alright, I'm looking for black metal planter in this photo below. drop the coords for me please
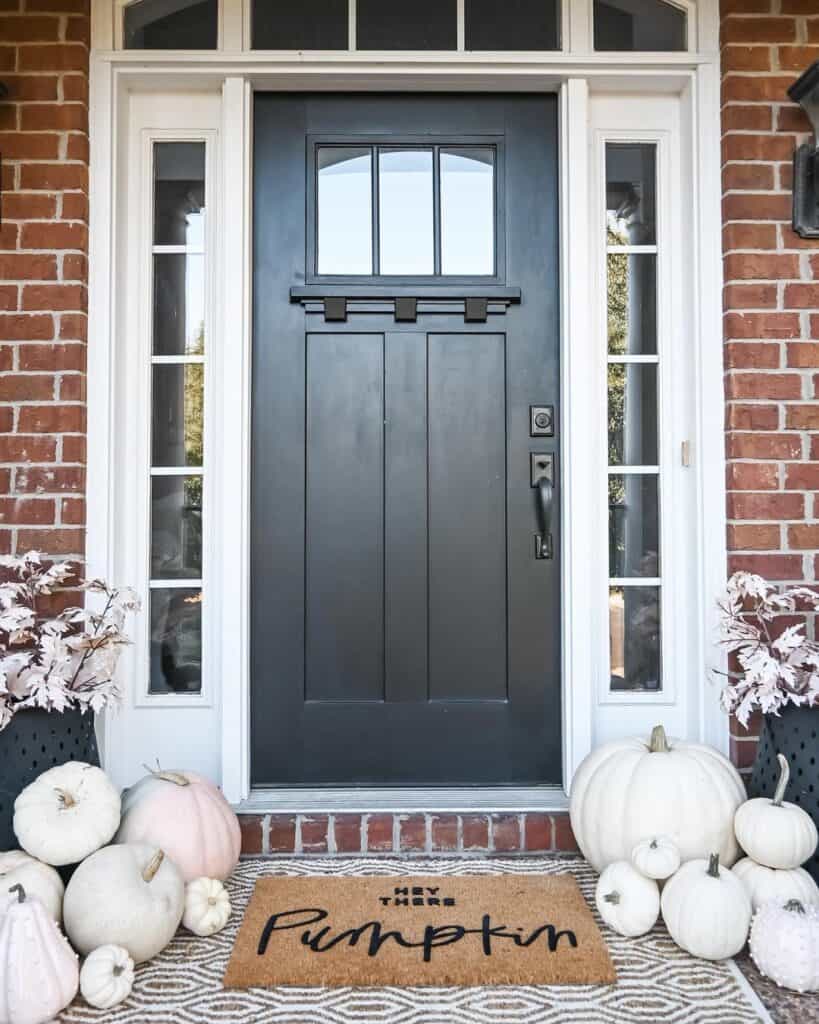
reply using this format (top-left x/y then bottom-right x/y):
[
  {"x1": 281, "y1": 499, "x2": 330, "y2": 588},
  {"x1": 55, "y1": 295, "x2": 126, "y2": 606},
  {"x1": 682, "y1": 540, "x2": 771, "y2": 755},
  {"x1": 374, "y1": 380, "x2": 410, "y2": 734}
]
[
  {"x1": 748, "y1": 703, "x2": 819, "y2": 883},
  {"x1": 0, "y1": 708, "x2": 99, "y2": 851}
]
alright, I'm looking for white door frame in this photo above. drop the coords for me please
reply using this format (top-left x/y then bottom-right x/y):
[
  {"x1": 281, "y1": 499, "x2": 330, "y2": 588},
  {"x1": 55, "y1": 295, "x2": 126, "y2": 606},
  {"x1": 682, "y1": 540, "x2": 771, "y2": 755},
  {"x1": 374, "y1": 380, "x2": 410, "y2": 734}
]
[{"x1": 87, "y1": 1, "x2": 727, "y2": 807}]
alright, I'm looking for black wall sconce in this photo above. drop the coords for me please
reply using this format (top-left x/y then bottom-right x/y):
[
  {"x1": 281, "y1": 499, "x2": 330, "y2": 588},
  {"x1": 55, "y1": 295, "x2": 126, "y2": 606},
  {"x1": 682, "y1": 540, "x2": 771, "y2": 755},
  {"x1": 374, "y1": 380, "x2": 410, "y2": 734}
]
[{"x1": 789, "y1": 60, "x2": 819, "y2": 239}]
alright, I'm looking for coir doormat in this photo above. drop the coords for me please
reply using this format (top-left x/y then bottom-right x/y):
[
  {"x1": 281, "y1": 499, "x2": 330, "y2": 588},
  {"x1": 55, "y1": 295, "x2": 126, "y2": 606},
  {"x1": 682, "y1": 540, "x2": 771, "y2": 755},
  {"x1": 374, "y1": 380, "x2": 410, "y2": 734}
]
[{"x1": 223, "y1": 874, "x2": 616, "y2": 987}]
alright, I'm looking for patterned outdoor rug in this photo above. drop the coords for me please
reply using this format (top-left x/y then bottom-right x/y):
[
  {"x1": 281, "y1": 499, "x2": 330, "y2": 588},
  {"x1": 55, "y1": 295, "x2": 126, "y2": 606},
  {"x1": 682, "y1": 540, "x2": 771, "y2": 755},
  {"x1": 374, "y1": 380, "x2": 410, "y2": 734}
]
[{"x1": 59, "y1": 856, "x2": 772, "y2": 1024}]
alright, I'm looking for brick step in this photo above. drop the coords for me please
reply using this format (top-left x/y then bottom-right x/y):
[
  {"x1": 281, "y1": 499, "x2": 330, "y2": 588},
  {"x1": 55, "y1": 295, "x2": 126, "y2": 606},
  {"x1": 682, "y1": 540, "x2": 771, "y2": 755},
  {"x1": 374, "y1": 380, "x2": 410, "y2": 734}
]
[{"x1": 239, "y1": 812, "x2": 578, "y2": 857}]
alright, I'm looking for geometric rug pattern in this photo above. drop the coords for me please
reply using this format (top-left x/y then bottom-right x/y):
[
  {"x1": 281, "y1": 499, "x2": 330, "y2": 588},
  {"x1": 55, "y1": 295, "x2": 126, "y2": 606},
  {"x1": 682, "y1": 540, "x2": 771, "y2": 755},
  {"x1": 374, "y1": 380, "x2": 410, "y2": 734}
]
[{"x1": 59, "y1": 856, "x2": 772, "y2": 1024}]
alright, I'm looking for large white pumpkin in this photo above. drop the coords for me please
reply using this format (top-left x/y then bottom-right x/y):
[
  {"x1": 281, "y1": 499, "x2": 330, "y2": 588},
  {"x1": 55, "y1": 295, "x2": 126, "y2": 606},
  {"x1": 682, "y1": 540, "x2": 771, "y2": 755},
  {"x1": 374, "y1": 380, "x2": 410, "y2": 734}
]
[
  {"x1": 734, "y1": 754, "x2": 818, "y2": 870},
  {"x1": 0, "y1": 851, "x2": 64, "y2": 924},
  {"x1": 63, "y1": 843, "x2": 184, "y2": 964},
  {"x1": 569, "y1": 725, "x2": 746, "y2": 872},
  {"x1": 733, "y1": 857, "x2": 819, "y2": 912},
  {"x1": 661, "y1": 854, "x2": 752, "y2": 961},
  {"x1": 115, "y1": 769, "x2": 240, "y2": 882},
  {"x1": 13, "y1": 762, "x2": 121, "y2": 867},
  {"x1": 0, "y1": 884, "x2": 79, "y2": 1024}
]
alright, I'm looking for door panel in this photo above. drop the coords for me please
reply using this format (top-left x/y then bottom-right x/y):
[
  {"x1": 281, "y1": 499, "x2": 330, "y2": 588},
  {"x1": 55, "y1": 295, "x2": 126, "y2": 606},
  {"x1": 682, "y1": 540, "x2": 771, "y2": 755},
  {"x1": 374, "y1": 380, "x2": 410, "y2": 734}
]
[{"x1": 251, "y1": 94, "x2": 560, "y2": 786}]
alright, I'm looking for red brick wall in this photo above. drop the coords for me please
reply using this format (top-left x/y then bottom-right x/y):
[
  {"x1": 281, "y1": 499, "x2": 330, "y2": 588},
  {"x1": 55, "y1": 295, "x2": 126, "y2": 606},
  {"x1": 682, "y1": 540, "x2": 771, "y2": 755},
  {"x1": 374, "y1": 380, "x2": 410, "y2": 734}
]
[
  {"x1": 721, "y1": 0, "x2": 819, "y2": 769},
  {"x1": 0, "y1": 0, "x2": 88, "y2": 560}
]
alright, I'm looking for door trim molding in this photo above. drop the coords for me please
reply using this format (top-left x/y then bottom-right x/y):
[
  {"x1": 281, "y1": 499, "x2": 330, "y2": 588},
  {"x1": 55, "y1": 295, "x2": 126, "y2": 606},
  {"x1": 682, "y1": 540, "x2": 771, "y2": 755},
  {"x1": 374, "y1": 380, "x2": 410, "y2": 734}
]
[
  {"x1": 237, "y1": 786, "x2": 569, "y2": 814},
  {"x1": 88, "y1": 50, "x2": 727, "y2": 802}
]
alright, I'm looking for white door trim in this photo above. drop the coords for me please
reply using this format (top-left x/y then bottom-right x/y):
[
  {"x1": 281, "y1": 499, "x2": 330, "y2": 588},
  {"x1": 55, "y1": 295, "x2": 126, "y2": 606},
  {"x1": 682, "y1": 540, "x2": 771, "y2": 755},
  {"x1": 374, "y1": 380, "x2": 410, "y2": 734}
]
[{"x1": 88, "y1": 7, "x2": 726, "y2": 804}]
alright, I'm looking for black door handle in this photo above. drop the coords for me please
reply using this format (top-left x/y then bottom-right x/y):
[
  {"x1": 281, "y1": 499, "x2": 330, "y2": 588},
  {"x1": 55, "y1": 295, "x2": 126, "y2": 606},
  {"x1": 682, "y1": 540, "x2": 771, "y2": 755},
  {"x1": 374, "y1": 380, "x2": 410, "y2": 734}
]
[{"x1": 531, "y1": 454, "x2": 555, "y2": 560}]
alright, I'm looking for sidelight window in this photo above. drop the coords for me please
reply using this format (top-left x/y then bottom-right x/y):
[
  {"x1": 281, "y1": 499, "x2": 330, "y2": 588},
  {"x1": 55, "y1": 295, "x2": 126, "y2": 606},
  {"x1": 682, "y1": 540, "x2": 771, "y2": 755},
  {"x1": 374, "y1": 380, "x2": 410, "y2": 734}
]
[
  {"x1": 606, "y1": 142, "x2": 662, "y2": 693},
  {"x1": 148, "y1": 141, "x2": 206, "y2": 695},
  {"x1": 594, "y1": 0, "x2": 687, "y2": 51},
  {"x1": 315, "y1": 144, "x2": 497, "y2": 277},
  {"x1": 124, "y1": 0, "x2": 218, "y2": 49}
]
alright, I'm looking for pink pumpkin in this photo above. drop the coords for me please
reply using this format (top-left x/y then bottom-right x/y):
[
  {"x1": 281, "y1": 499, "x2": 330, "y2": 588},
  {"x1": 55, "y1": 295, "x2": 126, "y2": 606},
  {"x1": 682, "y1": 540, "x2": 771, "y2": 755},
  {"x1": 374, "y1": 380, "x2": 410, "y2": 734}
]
[{"x1": 114, "y1": 770, "x2": 240, "y2": 882}]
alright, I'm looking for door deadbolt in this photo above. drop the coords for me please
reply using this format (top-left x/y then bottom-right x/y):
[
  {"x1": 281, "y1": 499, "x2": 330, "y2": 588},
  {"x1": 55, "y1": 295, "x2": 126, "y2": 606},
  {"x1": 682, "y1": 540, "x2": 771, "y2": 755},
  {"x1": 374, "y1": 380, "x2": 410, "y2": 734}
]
[{"x1": 530, "y1": 405, "x2": 554, "y2": 436}]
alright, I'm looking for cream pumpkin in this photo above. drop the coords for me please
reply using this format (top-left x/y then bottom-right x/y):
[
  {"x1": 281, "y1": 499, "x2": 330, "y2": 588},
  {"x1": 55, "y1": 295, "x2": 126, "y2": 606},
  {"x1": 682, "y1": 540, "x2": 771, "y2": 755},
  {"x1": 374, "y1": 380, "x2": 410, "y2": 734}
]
[
  {"x1": 183, "y1": 877, "x2": 231, "y2": 936},
  {"x1": 63, "y1": 843, "x2": 184, "y2": 964},
  {"x1": 750, "y1": 899, "x2": 819, "y2": 993},
  {"x1": 13, "y1": 761, "x2": 121, "y2": 867},
  {"x1": 570, "y1": 725, "x2": 746, "y2": 872},
  {"x1": 733, "y1": 857, "x2": 819, "y2": 912},
  {"x1": 595, "y1": 861, "x2": 660, "y2": 938},
  {"x1": 630, "y1": 836, "x2": 681, "y2": 881},
  {"x1": 734, "y1": 754, "x2": 818, "y2": 870},
  {"x1": 79, "y1": 945, "x2": 135, "y2": 1010},
  {"x1": 115, "y1": 769, "x2": 240, "y2": 882},
  {"x1": 661, "y1": 853, "x2": 752, "y2": 961},
  {"x1": 0, "y1": 884, "x2": 78, "y2": 1024},
  {"x1": 0, "y1": 851, "x2": 64, "y2": 924}
]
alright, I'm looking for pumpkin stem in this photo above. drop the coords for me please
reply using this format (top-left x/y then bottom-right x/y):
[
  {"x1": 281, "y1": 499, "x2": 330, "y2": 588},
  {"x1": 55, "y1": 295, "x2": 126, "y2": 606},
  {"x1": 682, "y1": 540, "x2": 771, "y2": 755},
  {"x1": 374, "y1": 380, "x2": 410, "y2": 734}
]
[
  {"x1": 602, "y1": 891, "x2": 620, "y2": 905},
  {"x1": 784, "y1": 899, "x2": 806, "y2": 914},
  {"x1": 8, "y1": 883, "x2": 25, "y2": 904},
  {"x1": 650, "y1": 839, "x2": 658, "y2": 849},
  {"x1": 648, "y1": 725, "x2": 670, "y2": 753},
  {"x1": 142, "y1": 850, "x2": 165, "y2": 883},
  {"x1": 773, "y1": 753, "x2": 790, "y2": 807},
  {"x1": 707, "y1": 853, "x2": 720, "y2": 878},
  {"x1": 55, "y1": 788, "x2": 76, "y2": 809},
  {"x1": 143, "y1": 762, "x2": 190, "y2": 787}
]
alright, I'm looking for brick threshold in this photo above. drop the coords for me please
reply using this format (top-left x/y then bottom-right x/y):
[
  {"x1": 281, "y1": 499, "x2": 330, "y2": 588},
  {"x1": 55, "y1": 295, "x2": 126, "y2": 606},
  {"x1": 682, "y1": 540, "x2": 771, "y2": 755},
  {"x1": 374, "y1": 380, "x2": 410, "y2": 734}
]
[{"x1": 239, "y1": 811, "x2": 578, "y2": 857}]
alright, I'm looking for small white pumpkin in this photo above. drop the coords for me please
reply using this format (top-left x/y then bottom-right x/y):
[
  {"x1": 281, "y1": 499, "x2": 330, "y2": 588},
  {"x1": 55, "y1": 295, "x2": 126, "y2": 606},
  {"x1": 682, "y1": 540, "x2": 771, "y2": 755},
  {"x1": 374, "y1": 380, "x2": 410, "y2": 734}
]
[
  {"x1": 734, "y1": 754, "x2": 818, "y2": 870},
  {"x1": 595, "y1": 860, "x2": 660, "y2": 937},
  {"x1": 0, "y1": 851, "x2": 64, "y2": 924},
  {"x1": 733, "y1": 856, "x2": 819, "y2": 912},
  {"x1": 115, "y1": 768, "x2": 240, "y2": 882},
  {"x1": 183, "y1": 877, "x2": 232, "y2": 936},
  {"x1": 79, "y1": 945, "x2": 135, "y2": 1010},
  {"x1": 661, "y1": 853, "x2": 752, "y2": 960},
  {"x1": 0, "y1": 884, "x2": 78, "y2": 1024},
  {"x1": 63, "y1": 843, "x2": 184, "y2": 964},
  {"x1": 570, "y1": 724, "x2": 746, "y2": 872},
  {"x1": 631, "y1": 836, "x2": 681, "y2": 880},
  {"x1": 13, "y1": 761, "x2": 121, "y2": 866},
  {"x1": 750, "y1": 898, "x2": 819, "y2": 993}
]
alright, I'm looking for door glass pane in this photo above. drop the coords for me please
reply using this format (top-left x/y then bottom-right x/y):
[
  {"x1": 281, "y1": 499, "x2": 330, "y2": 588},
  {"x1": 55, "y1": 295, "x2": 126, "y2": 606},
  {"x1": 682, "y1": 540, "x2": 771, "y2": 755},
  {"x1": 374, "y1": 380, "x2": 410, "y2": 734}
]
[
  {"x1": 440, "y1": 148, "x2": 495, "y2": 276},
  {"x1": 606, "y1": 143, "x2": 657, "y2": 245},
  {"x1": 154, "y1": 142, "x2": 206, "y2": 247},
  {"x1": 252, "y1": 0, "x2": 348, "y2": 49},
  {"x1": 379, "y1": 149, "x2": 434, "y2": 276},
  {"x1": 152, "y1": 364, "x2": 205, "y2": 467},
  {"x1": 466, "y1": 0, "x2": 560, "y2": 51},
  {"x1": 149, "y1": 589, "x2": 202, "y2": 694},
  {"x1": 317, "y1": 148, "x2": 372, "y2": 275},
  {"x1": 357, "y1": 0, "x2": 457, "y2": 50},
  {"x1": 594, "y1": 0, "x2": 686, "y2": 52},
  {"x1": 124, "y1": 0, "x2": 217, "y2": 49},
  {"x1": 153, "y1": 254, "x2": 205, "y2": 355},
  {"x1": 609, "y1": 586, "x2": 661, "y2": 691},
  {"x1": 609, "y1": 474, "x2": 660, "y2": 578},
  {"x1": 151, "y1": 477, "x2": 203, "y2": 580},
  {"x1": 608, "y1": 362, "x2": 658, "y2": 466},
  {"x1": 607, "y1": 254, "x2": 657, "y2": 355}
]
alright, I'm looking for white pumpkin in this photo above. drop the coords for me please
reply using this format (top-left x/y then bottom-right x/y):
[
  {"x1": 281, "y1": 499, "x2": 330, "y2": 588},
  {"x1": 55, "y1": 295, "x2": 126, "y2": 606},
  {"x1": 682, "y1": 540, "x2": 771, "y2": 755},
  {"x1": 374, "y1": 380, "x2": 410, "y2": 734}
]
[
  {"x1": 733, "y1": 857, "x2": 819, "y2": 912},
  {"x1": 115, "y1": 768, "x2": 240, "y2": 882},
  {"x1": 734, "y1": 753, "x2": 818, "y2": 870},
  {"x1": 183, "y1": 877, "x2": 232, "y2": 936},
  {"x1": 63, "y1": 843, "x2": 184, "y2": 964},
  {"x1": 0, "y1": 851, "x2": 64, "y2": 924},
  {"x1": 79, "y1": 945, "x2": 135, "y2": 1010},
  {"x1": 13, "y1": 761, "x2": 121, "y2": 866},
  {"x1": 631, "y1": 836, "x2": 681, "y2": 881},
  {"x1": 661, "y1": 853, "x2": 752, "y2": 960},
  {"x1": 0, "y1": 884, "x2": 78, "y2": 1024},
  {"x1": 750, "y1": 898, "x2": 819, "y2": 993},
  {"x1": 595, "y1": 860, "x2": 660, "y2": 937},
  {"x1": 570, "y1": 724, "x2": 746, "y2": 872}
]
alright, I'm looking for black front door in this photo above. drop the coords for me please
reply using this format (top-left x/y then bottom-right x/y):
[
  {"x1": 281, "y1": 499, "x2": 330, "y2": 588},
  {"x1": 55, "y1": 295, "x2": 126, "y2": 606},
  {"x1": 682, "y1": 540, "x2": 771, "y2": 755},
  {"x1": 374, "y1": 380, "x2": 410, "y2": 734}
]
[{"x1": 251, "y1": 94, "x2": 560, "y2": 786}]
